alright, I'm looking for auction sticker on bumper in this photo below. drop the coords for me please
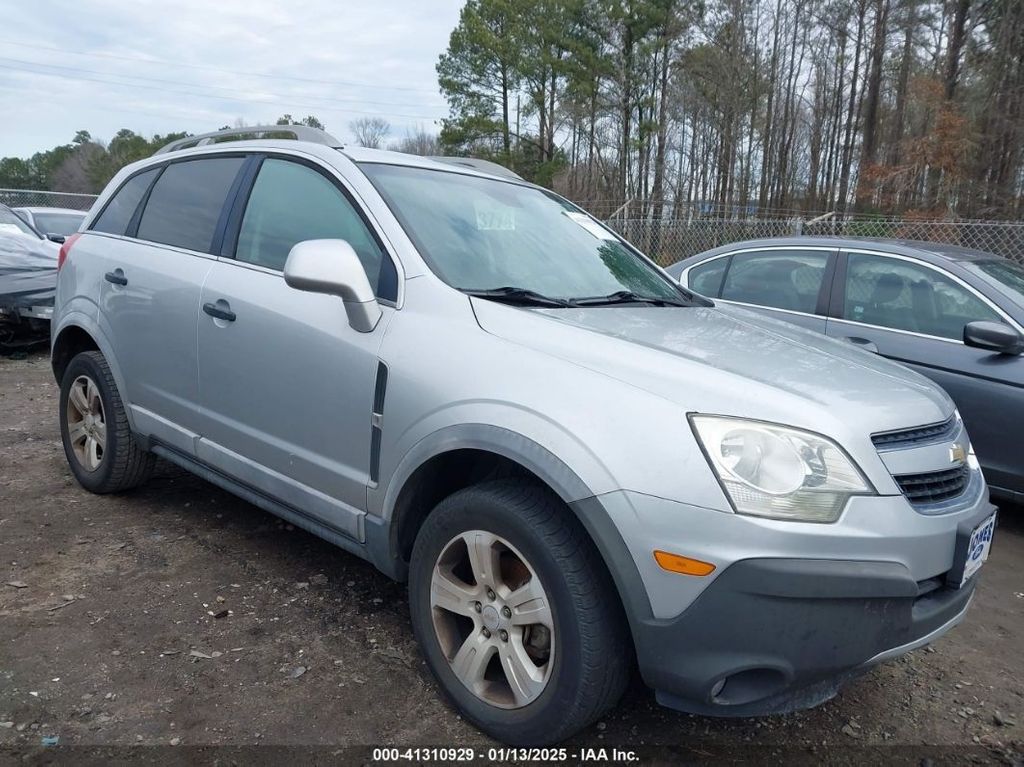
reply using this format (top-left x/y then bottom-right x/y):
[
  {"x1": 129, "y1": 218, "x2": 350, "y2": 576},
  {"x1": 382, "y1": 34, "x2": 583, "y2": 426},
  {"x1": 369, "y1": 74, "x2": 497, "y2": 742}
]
[{"x1": 960, "y1": 512, "x2": 996, "y2": 587}]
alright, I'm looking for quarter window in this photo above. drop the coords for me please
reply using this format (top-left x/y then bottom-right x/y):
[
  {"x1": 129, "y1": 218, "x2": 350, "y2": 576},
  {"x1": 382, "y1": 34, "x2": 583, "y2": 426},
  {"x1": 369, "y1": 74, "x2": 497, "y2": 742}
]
[
  {"x1": 720, "y1": 250, "x2": 829, "y2": 313},
  {"x1": 235, "y1": 159, "x2": 391, "y2": 297},
  {"x1": 843, "y1": 253, "x2": 1001, "y2": 340},
  {"x1": 687, "y1": 258, "x2": 727, "y2": 297},
  {"x1": 137, "y1": 158, "x2": 245, "y2": 253},
  {"x1": 91, "y1": 168, "x2": 159, "y2": 236}
]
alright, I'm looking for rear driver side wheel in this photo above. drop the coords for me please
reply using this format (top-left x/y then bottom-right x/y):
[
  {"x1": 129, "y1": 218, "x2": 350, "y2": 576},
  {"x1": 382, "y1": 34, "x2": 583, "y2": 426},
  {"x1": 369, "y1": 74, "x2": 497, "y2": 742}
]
[
  {"x1": 409, "y1": 479, "x2": 630, "y2": 744},
  {"x1": 59, "y1": 350, "x2": 154, "y2": 493}
]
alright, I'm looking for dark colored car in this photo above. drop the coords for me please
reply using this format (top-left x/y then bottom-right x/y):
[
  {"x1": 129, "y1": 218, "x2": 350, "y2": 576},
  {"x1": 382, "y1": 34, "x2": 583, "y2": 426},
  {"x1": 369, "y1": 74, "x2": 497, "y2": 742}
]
[{"x1": 667, "y1": 237, "x2": 1024, "y2": 503}]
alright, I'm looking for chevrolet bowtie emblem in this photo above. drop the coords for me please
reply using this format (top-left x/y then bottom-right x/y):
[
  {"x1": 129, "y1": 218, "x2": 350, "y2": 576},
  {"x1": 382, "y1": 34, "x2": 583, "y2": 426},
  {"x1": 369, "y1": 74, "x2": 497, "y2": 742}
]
[{"x1": 949, "y1": 444, "x2": 967, "y2": 464}]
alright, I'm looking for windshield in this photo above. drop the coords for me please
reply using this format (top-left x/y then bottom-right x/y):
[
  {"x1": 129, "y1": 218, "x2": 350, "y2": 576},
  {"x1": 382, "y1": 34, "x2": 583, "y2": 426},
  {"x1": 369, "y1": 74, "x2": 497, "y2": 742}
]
[
  {"x1": 360, "y1": 163, "x2": 687, "y2": 304},
  {"x1": 0, "y1": 206, "x2": 39, "y2": 238},
  {"x1": 961, "y1": 259, "x2": 1024, "y2": 307},
  {"x1": 31, "y1": 212, "x2": 85, "y2": 236}
]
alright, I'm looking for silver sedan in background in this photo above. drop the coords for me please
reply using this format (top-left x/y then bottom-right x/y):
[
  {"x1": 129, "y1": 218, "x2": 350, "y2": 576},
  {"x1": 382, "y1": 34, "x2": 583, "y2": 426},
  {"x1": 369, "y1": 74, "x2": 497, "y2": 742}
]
[{"x1": 13, "y1": 207, "x2": 87, "y2": 242}]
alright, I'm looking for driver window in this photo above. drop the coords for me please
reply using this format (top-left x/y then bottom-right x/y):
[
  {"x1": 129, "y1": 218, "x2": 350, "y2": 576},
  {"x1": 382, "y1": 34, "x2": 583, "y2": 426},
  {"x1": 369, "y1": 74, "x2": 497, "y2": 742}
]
[{"x1": 236, "y1": 158, "x2": 394, "y2": 299}]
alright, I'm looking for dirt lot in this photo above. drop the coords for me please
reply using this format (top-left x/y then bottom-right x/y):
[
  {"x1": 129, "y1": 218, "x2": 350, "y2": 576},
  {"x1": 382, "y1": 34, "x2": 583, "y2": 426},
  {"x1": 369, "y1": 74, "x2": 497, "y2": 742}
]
[{"x1": 1, "y1": 351, "x2": 1022, "y2": 762}]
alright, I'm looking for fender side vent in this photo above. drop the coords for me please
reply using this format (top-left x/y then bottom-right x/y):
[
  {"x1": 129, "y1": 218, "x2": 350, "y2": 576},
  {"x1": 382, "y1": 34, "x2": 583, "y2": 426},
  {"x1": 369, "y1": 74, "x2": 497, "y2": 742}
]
[{"x1": 369, "y1": 361, "x2": 388, "y2": 484}]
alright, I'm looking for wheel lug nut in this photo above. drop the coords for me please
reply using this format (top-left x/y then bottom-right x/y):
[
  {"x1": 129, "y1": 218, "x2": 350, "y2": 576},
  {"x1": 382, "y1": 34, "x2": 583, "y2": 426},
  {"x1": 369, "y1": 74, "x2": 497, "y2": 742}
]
[
  {"x1": 486, "y1": 589, "x2": 496, "y2": 601},
  {"x1": 473, "y1": 602, "x2": 482, "y2": 613},
  {"x1": 482, "y1": 628, "x2": 491, "y2": 638},
  {"x1": 502, "y1": 606, "x2": 511, "y2": 618},
  {"x1": 499, "y1": 630, "x2": 508, "y2": 642}
]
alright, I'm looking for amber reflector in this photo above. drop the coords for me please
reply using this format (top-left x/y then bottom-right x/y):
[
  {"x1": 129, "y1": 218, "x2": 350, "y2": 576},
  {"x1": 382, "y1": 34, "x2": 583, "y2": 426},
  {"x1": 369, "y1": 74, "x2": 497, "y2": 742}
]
[{"x1": 653, "y1": 550, "x2": 716, "y2": 576}]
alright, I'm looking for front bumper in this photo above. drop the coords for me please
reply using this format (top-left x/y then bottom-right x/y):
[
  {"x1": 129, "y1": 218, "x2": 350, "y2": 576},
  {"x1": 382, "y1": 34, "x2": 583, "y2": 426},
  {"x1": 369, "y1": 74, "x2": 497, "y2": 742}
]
[
  {"x1": 639, "y1": 554, "x2": 977, "y2": 716},
  {"x1": 573, "y1": 488, "x2": 995, "y2": 717}
]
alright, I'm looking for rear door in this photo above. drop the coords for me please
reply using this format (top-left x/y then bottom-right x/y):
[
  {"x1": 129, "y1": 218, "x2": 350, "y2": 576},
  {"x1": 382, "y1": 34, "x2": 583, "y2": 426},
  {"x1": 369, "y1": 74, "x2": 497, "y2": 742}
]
[
  {"x1": 87, "y1": 155, "x2": 247, "y2": 454},
  {"x1": 683, "y1": 247, "x2": 836, "y2": 333},
  {"x1": 195, "y1": 154, "x2": 399, "y2": 540},
  {"x1": 825, "y1": 249, "x2": 1024, "y2": 493}
]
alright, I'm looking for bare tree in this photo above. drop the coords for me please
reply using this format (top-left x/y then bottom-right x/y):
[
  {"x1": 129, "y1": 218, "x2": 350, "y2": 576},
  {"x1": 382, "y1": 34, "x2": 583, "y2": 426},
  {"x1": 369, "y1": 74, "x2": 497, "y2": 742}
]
[
  {"x1": 349, "y1": 117, "x2": 392, "y2": 149},
  {"x1": 388, "y1": 126, "x2": 442, "y2": 156}
]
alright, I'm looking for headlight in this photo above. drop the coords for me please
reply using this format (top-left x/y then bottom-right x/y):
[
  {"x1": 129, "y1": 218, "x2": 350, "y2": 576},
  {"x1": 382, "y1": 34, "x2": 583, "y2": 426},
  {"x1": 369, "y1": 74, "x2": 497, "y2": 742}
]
[{"x1": 690, "y1": 415, "x2": 875, "y2": 523}]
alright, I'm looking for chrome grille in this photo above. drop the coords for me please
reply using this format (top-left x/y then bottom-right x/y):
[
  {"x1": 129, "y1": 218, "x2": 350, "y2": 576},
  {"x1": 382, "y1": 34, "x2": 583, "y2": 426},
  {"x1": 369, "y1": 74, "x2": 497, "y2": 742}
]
[
  {"x1": 871, "y1": 415, "x2": 958, "y2": 450},
  {"x1": 894, "y1": 466, "x2": 970, "y2": 505}
]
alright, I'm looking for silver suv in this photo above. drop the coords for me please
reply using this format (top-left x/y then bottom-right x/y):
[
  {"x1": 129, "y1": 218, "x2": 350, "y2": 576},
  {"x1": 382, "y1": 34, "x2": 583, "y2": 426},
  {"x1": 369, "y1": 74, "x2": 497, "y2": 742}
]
[{"x1": 52, "y1": 126, "x2": 997, "y2": 744}]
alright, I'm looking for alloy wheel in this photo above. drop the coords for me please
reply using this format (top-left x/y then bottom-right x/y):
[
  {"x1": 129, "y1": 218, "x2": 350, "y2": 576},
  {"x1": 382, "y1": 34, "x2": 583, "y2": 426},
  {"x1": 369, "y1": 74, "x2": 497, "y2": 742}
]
[
  {"x1": 66, "y1": 375, "x2": 106, "y2": 472},
  {"x1": 430, "y1": 530, "x2": 555, "y2": 708}
]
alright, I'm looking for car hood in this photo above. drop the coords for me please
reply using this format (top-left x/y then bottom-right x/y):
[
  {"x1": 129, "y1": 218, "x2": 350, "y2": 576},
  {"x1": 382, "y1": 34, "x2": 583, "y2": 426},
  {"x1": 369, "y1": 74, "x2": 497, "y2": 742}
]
[{"x1": 471, "y1": 299, "x2": 953, "y2": 437}]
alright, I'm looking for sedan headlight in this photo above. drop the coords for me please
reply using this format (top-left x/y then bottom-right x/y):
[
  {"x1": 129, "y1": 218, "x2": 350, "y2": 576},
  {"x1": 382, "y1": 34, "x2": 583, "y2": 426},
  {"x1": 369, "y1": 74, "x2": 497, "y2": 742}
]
[{"x1": 690, "y1": 415, "x2": 875, "y2": 523}]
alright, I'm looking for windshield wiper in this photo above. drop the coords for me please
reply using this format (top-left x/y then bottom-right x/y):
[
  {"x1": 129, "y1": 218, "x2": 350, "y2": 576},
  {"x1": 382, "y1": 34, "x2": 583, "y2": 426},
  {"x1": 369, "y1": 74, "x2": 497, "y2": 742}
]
[
  {"x1": 570, "y1": 290, "x2": 689, "y2": 307},
  {"x1": 464, "y1": 287, "x2": 573, "y2": 308}
]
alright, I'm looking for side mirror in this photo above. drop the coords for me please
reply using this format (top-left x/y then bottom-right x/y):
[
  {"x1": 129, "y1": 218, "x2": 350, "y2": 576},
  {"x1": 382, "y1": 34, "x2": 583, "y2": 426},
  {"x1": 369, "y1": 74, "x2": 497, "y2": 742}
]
[
  {"x1": 963, "y1": 320, "x2": 1023, "y2": 356},
  {"x1": 284, "y1": 239, "x2": 382, "y2": 333},
  {"x1": 47, "y1": 233, "x2": 66, "y2": 244}
]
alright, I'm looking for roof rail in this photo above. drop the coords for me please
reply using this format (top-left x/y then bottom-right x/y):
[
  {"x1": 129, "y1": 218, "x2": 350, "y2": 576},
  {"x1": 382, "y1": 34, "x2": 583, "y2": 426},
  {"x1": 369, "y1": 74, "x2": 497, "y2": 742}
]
[
  {"x1": 154, "y1": 125, "x2": 343, "y2": 155},
  {"x1": 428, "y1": 156, "x2": 524, "y2": 181}
]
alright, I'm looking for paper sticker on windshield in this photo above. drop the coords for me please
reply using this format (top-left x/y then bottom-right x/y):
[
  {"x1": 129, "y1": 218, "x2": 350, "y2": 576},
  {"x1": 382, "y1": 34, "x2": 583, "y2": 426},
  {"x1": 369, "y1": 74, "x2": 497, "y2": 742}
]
[
  {"x1": 475, "y1": 201, "x2": 516, "y2": 231},
  {"x1": 563, "y1": 211, "x2": 616, "y2": 240}
]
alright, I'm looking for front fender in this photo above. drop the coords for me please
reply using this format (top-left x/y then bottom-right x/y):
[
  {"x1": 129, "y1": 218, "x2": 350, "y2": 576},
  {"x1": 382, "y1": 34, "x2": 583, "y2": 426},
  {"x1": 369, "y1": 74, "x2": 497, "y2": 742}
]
[
  {"x1": 370, "y1": 422, "x2": 655, "y2": 628},
  {"x1": 376, "y1": 422, "x2": 600, "y2": 522}
]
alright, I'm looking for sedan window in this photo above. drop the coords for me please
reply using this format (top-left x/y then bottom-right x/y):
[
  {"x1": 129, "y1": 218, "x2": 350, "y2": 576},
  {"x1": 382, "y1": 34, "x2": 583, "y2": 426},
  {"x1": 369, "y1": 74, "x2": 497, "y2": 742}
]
[
  {"x1": 32, "y1": 212, "x2": 85, "y2": 236},
  {"x1": 961, "y1": 259, "x2": 1024, "y2": 308},
  {"x1": 719, "y1": 250, "x2": 829, "y2": 313},
  {"x1": 844, "y1": 253, "x2": 1001, "y2": 340},
  {"x1": 687, "y1": 258, "x2": 727, "y2": 297}
]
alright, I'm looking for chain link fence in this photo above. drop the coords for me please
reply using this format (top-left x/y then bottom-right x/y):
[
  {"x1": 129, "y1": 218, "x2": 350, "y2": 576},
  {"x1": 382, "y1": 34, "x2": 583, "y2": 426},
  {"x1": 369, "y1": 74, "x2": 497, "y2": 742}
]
[
  {"x1": 607, "y1": 216, "x2": 1024, "y2": 267},
  {"x1": 2, "y1": 188, "x2": 1023, "y2": 266},
  {"x1": 0, "y1": 189, "x2": 98, "y2": 212}
]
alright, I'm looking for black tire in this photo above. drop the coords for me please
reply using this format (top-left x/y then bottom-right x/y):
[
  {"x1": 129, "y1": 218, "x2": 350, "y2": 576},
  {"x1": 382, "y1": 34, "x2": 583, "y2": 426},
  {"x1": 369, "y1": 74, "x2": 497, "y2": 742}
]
[
  {"x1": 58, "y1": 350, "x2": 154, "y2": 493},
  {"x1": 409, "y1": 479, "x2": 631, "y2": 744}
]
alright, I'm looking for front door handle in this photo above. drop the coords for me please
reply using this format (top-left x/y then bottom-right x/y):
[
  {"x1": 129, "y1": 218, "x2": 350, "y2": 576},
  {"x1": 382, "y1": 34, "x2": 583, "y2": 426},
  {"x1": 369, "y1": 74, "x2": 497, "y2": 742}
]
[
  {"x1": 104, "y1": 269, "x2": 127, "y2": 286},
  {"x1": 844, "y1": 336, "x2": 879, "y2": 354},
  {"x1": 203, "y1": 301, "x2": 236, "y2": 322}
]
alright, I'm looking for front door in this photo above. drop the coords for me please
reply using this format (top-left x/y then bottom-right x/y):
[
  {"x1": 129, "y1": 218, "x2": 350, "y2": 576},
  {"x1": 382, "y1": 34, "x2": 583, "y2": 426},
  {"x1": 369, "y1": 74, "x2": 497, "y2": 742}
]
[{"x1": 195, "y1": 156, "x2": 398, "y2": 540}]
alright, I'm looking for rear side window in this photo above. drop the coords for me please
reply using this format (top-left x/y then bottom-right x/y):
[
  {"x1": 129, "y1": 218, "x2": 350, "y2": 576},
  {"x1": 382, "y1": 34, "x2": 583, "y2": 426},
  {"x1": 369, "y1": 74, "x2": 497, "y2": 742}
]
[
  {"x1": 137, "y1": 158, "x2": 244, "y2": 253},
  {"x1": 721, "y1": 250, "x2": 829, "y2": 313},
  {"x1": 687, "y1": 258, "x2": 727, "y2": 297},
  {"x1": 91, "y1": 168, "x2": 159, "y2": 235},
  {"x1": 235, "y1": 159, "x2": 391, "y2": 296}
]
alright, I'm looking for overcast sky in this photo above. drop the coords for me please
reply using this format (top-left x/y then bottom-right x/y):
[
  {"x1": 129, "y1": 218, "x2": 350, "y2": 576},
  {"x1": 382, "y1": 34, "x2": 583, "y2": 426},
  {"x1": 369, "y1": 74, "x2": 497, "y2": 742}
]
[{"x1": 1, "y1": 0, "x2": 463, "y2": 158}]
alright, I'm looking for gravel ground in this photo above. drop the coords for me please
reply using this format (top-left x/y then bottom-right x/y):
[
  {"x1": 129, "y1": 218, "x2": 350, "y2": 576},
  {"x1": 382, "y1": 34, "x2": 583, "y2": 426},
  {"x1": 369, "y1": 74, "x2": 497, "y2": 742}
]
[{"x1": 1, "y1": 351, "x2": 1022, "y2": 763}]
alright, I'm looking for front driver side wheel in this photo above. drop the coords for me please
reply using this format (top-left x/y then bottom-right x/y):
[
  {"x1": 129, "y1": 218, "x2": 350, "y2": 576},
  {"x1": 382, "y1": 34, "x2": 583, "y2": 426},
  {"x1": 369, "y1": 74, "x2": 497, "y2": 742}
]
[
  {"x1": 59, "y1": 350, "x2": 154, "y2": 493},
  {"x1": 409, "y1": 479, "x2": 630, "y2": 744}
]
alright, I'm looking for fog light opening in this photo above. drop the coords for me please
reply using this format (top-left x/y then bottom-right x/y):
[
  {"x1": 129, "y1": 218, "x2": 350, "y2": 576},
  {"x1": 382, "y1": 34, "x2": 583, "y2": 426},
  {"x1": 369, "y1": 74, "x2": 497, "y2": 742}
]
[
  {"x1": 710, "y1": 678, "x2": 727, "y2": 698},
  {"x1": 709, "y1": 668, "x2": 789, "y2": 706}
]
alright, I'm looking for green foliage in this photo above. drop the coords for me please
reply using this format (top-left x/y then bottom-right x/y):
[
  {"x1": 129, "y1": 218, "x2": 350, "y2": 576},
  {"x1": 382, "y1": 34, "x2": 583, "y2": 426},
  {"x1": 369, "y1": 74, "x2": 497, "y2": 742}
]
[
  {"x1": 276, "y1": 114, "x2": 326, "y2": 130},
  {"x1": 0, "y1": 116, "x2": 322, "y2": 193},
  {"x1": 437, "y1": 0, "x2": 527, "y2": 162}
]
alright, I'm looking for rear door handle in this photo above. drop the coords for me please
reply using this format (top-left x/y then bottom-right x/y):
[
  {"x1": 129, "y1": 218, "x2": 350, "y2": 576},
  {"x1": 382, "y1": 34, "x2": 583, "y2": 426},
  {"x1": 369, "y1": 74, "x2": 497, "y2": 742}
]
[
  {"x1": 203, "y1": 301, "x2": 236, "y2": 322},
  {"x1": 104, "y1": 269, "x2": 127, "y2": 286},
  {"x1": 843, "y1": 336, "x2": 879, "y2": 354}
]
